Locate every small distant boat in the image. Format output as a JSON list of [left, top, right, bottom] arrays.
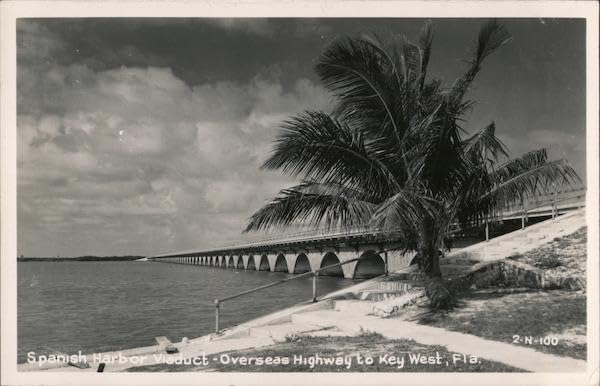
[[135, 257, 150, 262]]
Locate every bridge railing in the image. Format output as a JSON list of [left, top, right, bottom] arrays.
[[448, 187, 586, 239], [212, 255, 382, 334], [152, 187, 585, 258], [494, 187, 585, 216], [213, 188, 586, 251]]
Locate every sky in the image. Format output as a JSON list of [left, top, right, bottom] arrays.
[[16, 18, 586, 257]]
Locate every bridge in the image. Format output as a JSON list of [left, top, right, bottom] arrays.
[[150, 188, 585, 279]]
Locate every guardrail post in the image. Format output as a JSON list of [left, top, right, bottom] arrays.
[[553, 187, 558, 219], [312, 272, 318, 302], [214, 299, 220, 334], [520, 194, 525, 229], [485, 220, 489, 242], [384, 250, 389, 276]]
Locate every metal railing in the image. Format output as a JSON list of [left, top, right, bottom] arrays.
[[212, 253, 389, 334], [448, 188, 586, 240], [490, 188, 585, 229], [153, 187, 585, 259]]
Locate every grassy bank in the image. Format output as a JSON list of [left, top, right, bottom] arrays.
[[127, 333, 524, 372], [508, 226, 586, 284], [409, 227, 587, 360], [413, 290, 586, 360]]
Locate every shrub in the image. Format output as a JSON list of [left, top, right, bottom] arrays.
[[426, 277, 455, 309], [284, 333, 301, 343]]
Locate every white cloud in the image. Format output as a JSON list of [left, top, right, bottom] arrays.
[[18, 61, 332, 256]]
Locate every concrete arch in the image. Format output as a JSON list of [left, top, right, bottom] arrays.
[[220, 257, 226, 268], [319, 252, 344, 277], [247, 255, 256, 270], [293, 253, 311, 274], [274, 254, 289, 272], [227, 256, 234, 268], [236, 256, 244, 270], [258, 254, 270, 271], [354, 250, 385, 279]]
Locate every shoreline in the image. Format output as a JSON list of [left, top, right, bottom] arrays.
[[17, 256, 144, 262]]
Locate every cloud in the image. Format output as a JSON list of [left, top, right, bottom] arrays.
[[18, 55, 332, 256]]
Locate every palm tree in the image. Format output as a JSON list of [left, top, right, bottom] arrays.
[[245, 20, 580, 304]]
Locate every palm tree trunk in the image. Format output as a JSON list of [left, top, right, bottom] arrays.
[[419, 217, 442, 278], [419, 216, 454, 309]]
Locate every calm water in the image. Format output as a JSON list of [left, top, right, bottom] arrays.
[[17, 261, 356, 363]]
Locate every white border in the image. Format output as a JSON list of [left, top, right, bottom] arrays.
[[1, 1, 598, 385]]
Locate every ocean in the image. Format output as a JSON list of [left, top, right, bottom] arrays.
[[17, 261, 356, 363]]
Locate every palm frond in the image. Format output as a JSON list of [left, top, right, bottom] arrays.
[[360, 32, 404, 89], [453, 163, 496, 225], [407, 99, 469, 193], [491, 148, 549, 182], [483, 151, 581, 204], [371, 187, 439, 231], [417, 20, 433, 91], [451, 19, 511, 103], [244, 181, 376, 232], [262, 111, 400, 198], [463, 122, 508, 162], [316, 37, 403, 145]]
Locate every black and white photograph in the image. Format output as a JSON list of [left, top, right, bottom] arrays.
[[1, 1, 598, 385]]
